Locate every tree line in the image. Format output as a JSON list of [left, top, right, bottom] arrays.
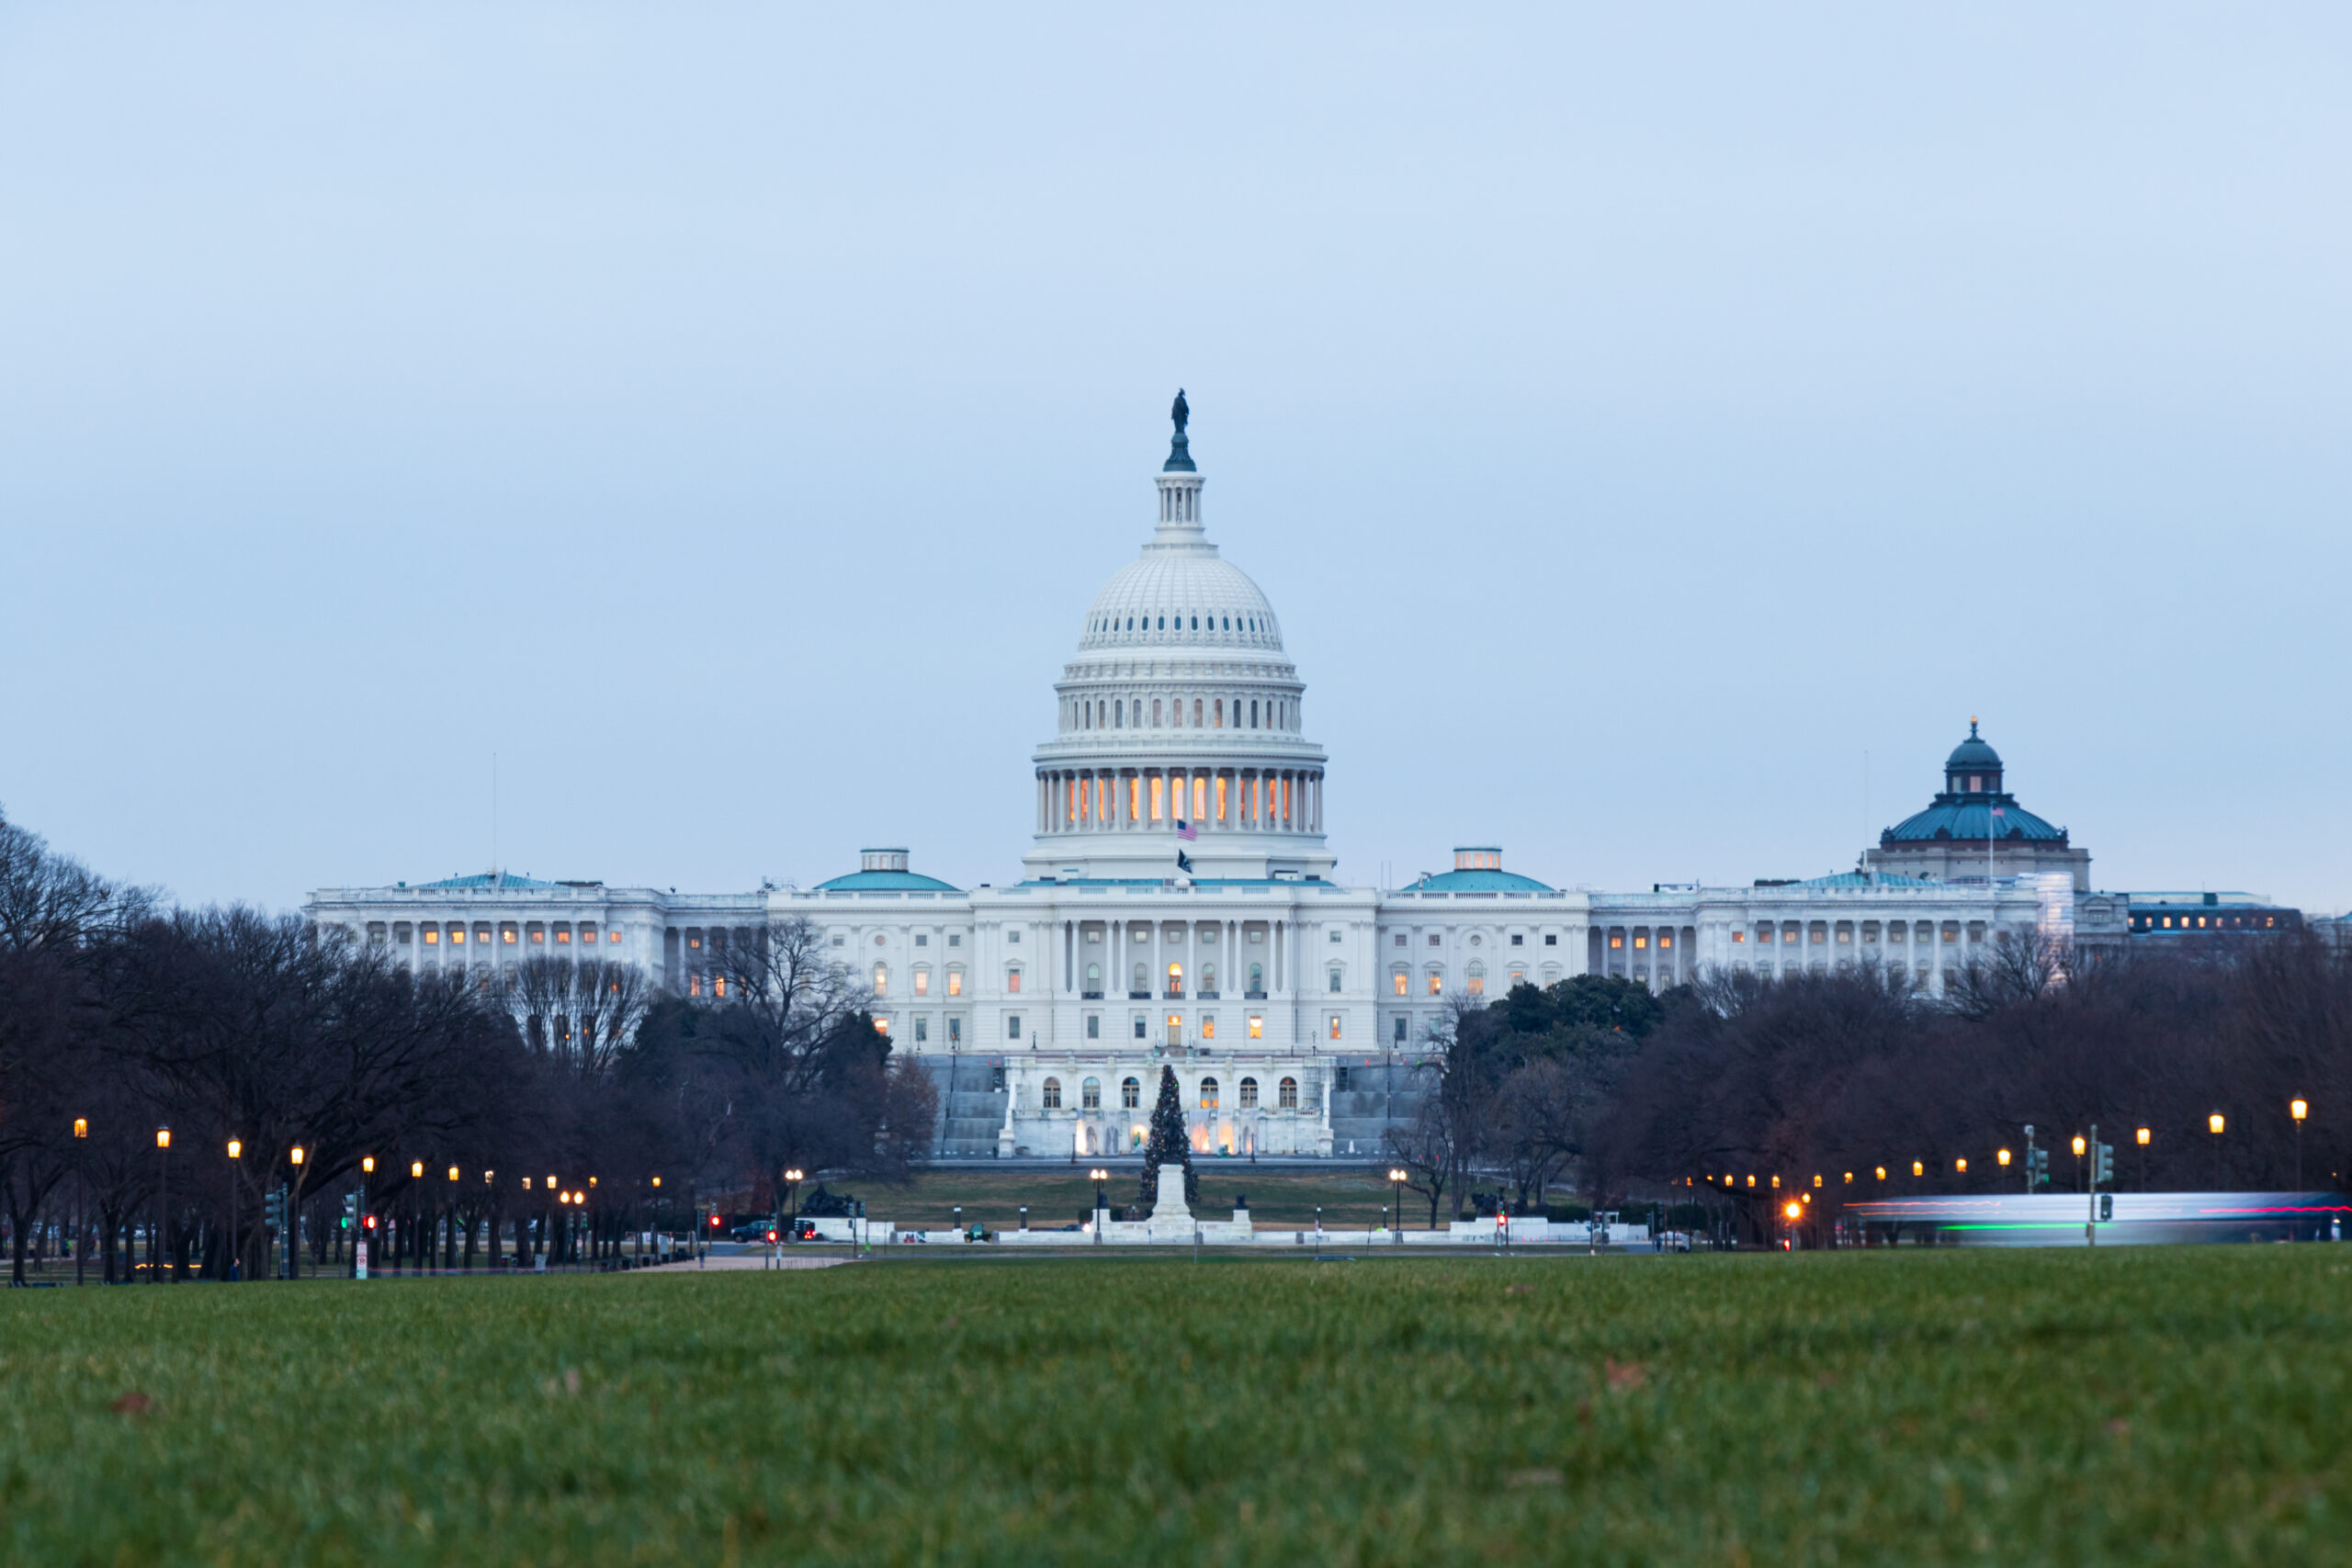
[[0, 811, 934, 1283], [1394, 933, 2352, 1239]]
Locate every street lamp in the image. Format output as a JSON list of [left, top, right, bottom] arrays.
[[783, 1168, 804, 1238], [2292, 1099, 2309, 1190], [2071, 1134, 2086, 1192], [226, 1140, 243, 1281], [73, 1117, 87, 1287], [1088, 1167, 1108, 1244], [1388, 1168, 1408, 1236], [154, 1127, 171, 1284], [2210, 1112, 2225, 1190]]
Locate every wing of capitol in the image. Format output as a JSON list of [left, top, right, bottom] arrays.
[[313, 393, 2271, 1163]]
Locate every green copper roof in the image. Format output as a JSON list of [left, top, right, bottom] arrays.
[[813, 869, 961, 893], [416, 872, 559, 889], [1409, 868, 1555, 894]]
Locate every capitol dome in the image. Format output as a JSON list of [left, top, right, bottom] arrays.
[[1023, 393, 1332, 886]]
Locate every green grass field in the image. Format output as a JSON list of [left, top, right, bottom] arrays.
[[4, 1247, 2349, 1565]]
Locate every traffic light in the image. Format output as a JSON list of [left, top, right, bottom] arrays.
[[263, 1188, 286, 1230], [2092, 1141, 2116, 1189], [709, 1213, 721, 1230], [363, 1214, 378, 1232], [341, 1191, 358, 1230], [2028, 1148, 2051, 1190], [765, 1229, 778, 1245]]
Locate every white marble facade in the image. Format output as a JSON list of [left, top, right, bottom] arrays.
[[306, 406, 2129, 1159]]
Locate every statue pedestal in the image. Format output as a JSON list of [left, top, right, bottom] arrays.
[[1144, 1164, 1195, 1239]]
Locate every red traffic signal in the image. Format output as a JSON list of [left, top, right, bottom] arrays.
[[363, 1215, 378, 1230], [709, 1213, 721, 1228], [765, 1230, 778, 1243]]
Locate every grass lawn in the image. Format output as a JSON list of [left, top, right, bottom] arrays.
[[838, 1167, 1407, 1230], [4, 1247, 2349, 1564]]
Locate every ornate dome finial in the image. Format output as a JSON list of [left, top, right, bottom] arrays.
[[1163, 388, 1195, 472]]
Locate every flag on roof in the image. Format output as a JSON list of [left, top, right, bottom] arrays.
[[1177, 849, 1193, 874], [1175, 819, 1198, 841]]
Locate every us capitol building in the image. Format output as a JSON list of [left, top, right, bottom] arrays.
[[308, 397, 2128, 1160]]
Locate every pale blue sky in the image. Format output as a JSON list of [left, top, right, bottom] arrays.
[[2, 6, 2346, 912]]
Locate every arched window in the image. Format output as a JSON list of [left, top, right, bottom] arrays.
[[1278, 1076, 1299, 1110], [1249, 962, 1263, 993], [1152, 699, 1162, 726], [1199, 1077, 1219, 1110], [1157, 615, 1165, 630], [1191, 615, 1198, 630], [1114, 699, 1124, 728], [1466, 961, 1486, 998], [1132, 962, 1148, 993], [1201, 963, 1216, 993], [1238, 1077, 1260, 1110], [1215, 698, 1224, 728], [1081, 1077, 1102, 1111], [1427, 969, 1442, 996], [873, 964, 888, 996], [914, 966, 930, 996], [1085, 961, 1101, 993], [1392, 968, 1408, 996], [1122, 1077, 1141, 1110], [946, 965, 964, 997], [1042, 1077, 1062, 1110], [1250, 699, 1259, 728], [1193, 698, 1203, 726]]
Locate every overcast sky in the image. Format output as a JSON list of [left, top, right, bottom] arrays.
[[3, 6, 2346, 914]]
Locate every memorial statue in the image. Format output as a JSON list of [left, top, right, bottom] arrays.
[[1162, 388, 1196, 473]]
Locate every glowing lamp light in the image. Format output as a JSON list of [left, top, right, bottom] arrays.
[[523, 1177, 533, 1190], [484, 1169, 495, 1185], [227, 1140, 242, 1160], [1746, 1175, 1756, 1188], [1911, 1161, 1924, 1177], [1875, 1167, 1886, 1181], [1955, 1158, 1967, 1174], [547, 1175, 558, 1189], [2071, 1135, 2086, 1157], [447, 1166, 459, 1182], [1801, 1191, 1812, 1204], [73, 1118, 87, 1140], [2292, 1099, 2309, 1123], [411, 1161, 424, 1179], [2136, 1127, 2151, 1146], [651, 1177, 662, 1188], [1770, 1175, 1781, 1189], [2210, 1113, 2226, 1137], [1843, 1172, 1853, 1184], [362, 1156, 375, 1174], [1782, 1201, 1802, 1221], [291, 1145, 304, 1167], [1997, 1148, 2011, 1167], [1812, 1175, 1822, 1189], [156, 1127, 171, 1150]]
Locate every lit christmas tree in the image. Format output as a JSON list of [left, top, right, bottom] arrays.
[[1137, 1064, 1198, 1212]]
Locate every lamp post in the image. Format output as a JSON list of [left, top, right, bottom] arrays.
[[783, 1168, 804, 1241], [2210, 1112, 2226, 1190], [359, 1156, 374, 1280], [1089, 1167, 1108, 1244], [2291, 1100, 2309, 1191], [154, 1127, 171, 1283], [1387, 1168, 1408, 1241], [73, 1117, 87, 1287], [2071, 1134, 2086, 1193], [2135, 1126, 2150, 1192], [226, 1140, 243, 1281]]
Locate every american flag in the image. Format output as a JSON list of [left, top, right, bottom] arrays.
[[1175, 819, 1198, 841]]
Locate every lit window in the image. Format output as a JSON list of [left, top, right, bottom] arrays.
[[1466, 962, 1485, 998], [1732, 931, 1746, 943], [948, 969, 964, 997], [1216, 774, 1227, 820], [873, 964, 888, 995], [1201, 1016, 1216, 1039], [503, 929, 516, 944], [608, 930, 620, 943], [1659, 934, 1672, 950], [1214, 698, 1224, 728], [714, 976, 727, 998], [423, 929, 439, 945], [1427, 971, 1442, 996], [1329, 1014, 1342, 1040], [1200, 1077, 1219, 1110], [871, 1016, 885, 1035], [1151, 775, 1164, 821], [1610, 935, 1623, 949], [1249, 1015, 1263, 1040], [1129, 777, 1141, 822], [1393, 971, 1408, 996], [915, 969, 930, 997], [1634, 935, 1646, 950], [450, 928, 466, 944], [531, 928, 546, 943], [1278, 1076, 1299, 1110], [1007, 968, 1022, 994], [557, 930, 571, 944], [1043, 1077, 1062, 1110], [1238, 1077, 1258, 1110]]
